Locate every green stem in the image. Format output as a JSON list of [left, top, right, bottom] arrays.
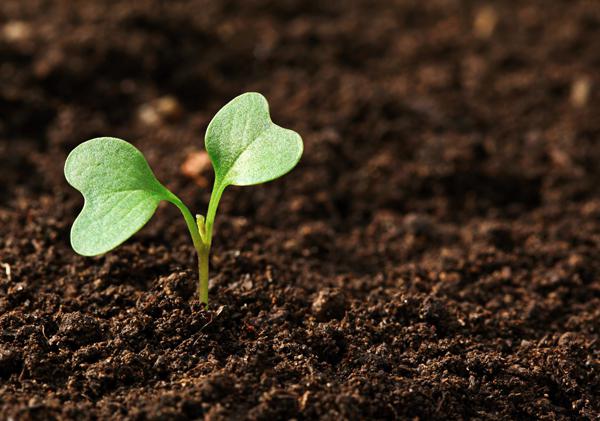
[[168, 194, 202, 253], [198, 243, 209, 304], [196, 182, 225, 305], [204, 181, 225, 245], [167, 193, 207, 304], [166, 182, 226, 306]]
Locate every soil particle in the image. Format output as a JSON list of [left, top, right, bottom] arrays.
[[138, 96, 184, 126], [312, 288, 347, 322], [0, 345, 21, 378], [181, 150, 212, 188], [248, 388, 300, 420], [50, 312, 105, 348]]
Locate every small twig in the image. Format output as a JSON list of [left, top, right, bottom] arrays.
[[1, 262, 11, 281]]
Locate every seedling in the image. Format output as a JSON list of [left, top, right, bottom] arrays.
[[65, 92, 303, 304]]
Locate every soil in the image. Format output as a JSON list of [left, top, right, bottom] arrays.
[[1, 0, 599, 419]]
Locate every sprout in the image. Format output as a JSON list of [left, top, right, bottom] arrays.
[[65, 92, 303, 304]]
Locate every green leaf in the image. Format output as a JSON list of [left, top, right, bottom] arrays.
[[64, 137, 172, 256], [205, 92, 303, 188]]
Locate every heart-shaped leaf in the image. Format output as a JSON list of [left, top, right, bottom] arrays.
[[64, 137, 173, 256], [205, 92, 303, 188]]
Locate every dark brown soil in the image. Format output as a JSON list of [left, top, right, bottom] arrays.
[[1, 0, 599, 419]]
